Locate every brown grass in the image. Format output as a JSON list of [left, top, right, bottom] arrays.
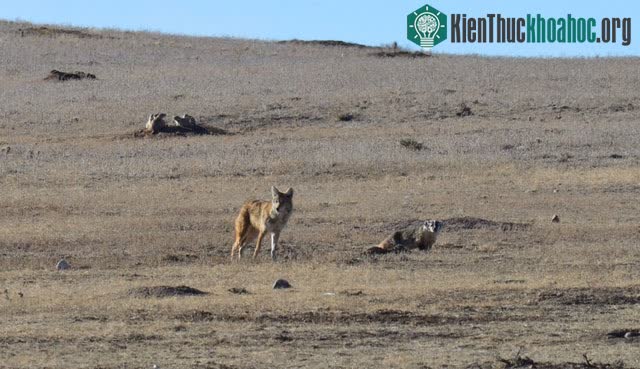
[[1, 20, 640, 368]]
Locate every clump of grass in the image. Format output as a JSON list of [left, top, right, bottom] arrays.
[[399, 139, 424, 151], [456, 103, 473, 117], [558, 153, 574, 162]]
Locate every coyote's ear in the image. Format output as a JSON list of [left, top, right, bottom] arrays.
[[284, 188, 293, 197], [271, 186, 280, 198]]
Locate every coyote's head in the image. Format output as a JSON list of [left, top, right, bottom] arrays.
[[423, 220, 443, 234], [271, 186, 294, 216]]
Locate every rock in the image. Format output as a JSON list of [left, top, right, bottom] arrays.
[[551, 215, 560, 223], [624, 331, 638, 339], [273, 279, 291, 289], [56, 259, 70, 271]]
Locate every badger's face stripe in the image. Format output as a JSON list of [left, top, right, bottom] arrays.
[[424, 220, 443, 233]]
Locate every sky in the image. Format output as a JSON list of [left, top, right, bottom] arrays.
[[1, 0, 638, 57]]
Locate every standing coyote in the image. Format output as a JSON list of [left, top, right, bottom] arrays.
[[367, 220, 443, 254], [230, 186, 294, 260]]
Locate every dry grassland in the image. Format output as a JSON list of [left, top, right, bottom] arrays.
[[0, 20, 639, 368]]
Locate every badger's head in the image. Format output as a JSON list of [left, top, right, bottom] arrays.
[[423, 220, 443, 234]]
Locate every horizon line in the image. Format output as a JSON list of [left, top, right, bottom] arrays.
[[3, 18, 638, 60]]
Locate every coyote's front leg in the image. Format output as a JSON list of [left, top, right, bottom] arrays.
[[270, 232, 280, 261]]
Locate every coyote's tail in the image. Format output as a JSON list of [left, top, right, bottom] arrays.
[[235, 204, 252, 238], [231, 204, 253, 258]]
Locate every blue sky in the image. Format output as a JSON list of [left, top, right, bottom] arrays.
[[2, 0, 638, 57]]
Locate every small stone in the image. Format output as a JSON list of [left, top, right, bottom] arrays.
[[56, 259, 70, 271], [624, 331, 635, 339], [273, 279, 291, 289], [551, 215, 560, 223]]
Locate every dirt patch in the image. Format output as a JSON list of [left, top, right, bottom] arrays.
[[537, 287, 640, 305], [444, 217, 530, 231], [606, 103, 635, 113], [18, 26, 104, 39], [161, 254, 199, 263], [44, 70, 96, 81], [176, 308, 527, 326], [381, 218, 530, 234], [107, 333, 162, 345], [128, 285, 208, 298], [492, 353, 626, 369], [277, 39, 370, 48], [370, 51, 430, 58], [133, 125, 228, 137], [177, 309, 427, 324], [339, 290, 364, 296]]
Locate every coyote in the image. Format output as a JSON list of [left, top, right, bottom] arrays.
[[230, 186, 294, 260], [367, 220, 443, 255]]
